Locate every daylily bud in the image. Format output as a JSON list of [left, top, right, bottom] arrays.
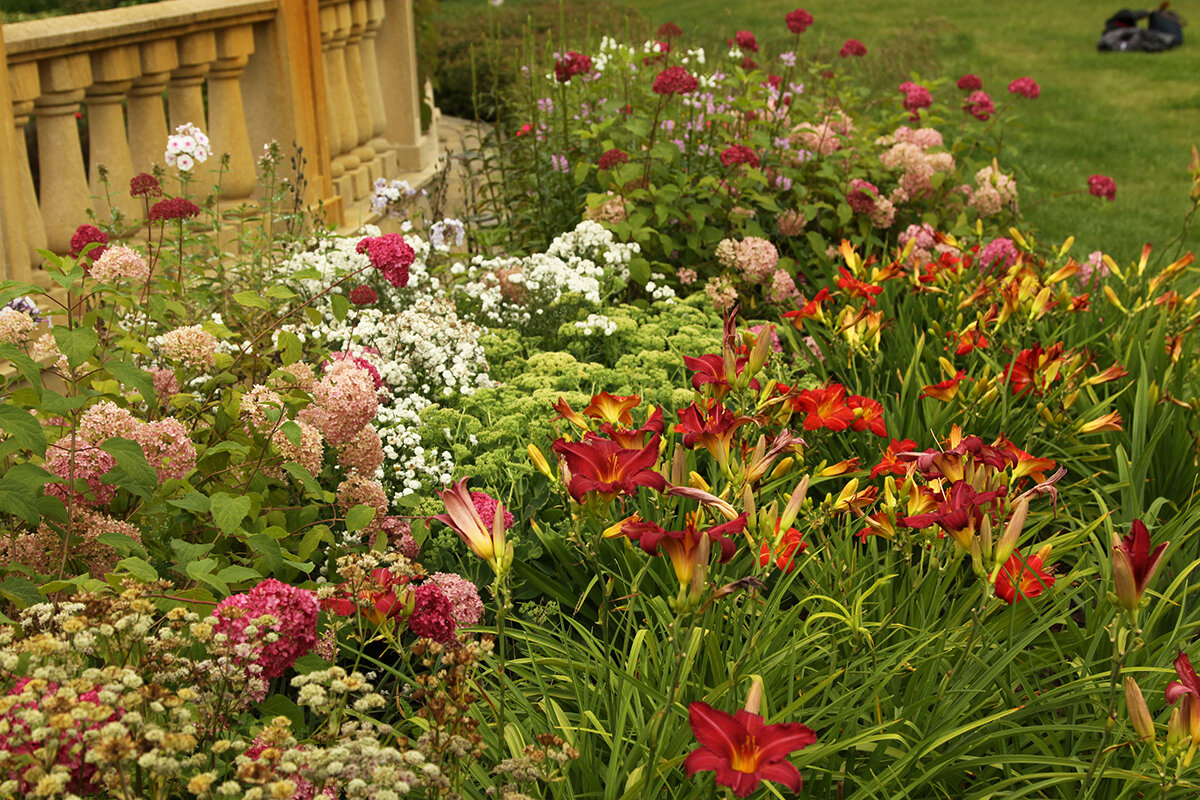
[[770, 457, 795, 480], [979, 513, 994, 567], [527, 444, 554, 478], [1125, 677, 1155, 740], [689, 471, 711, 491], [993, 497, 1028, 571], [743, 675, 764, 716], [1167, 706, 1186, 750], [777, 475, 810, 533], [747, 326, 773, 377], [492, 501, 511, 576], [671, 444, 687, 486], [688, 533, 710, 606], [743, 484, 756, 531]]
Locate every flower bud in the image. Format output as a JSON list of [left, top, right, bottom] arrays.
[[993, 497, 1028, 571], [777, 475, 810, 533], [1125, 677, 1155, 741], [527, 444, 553, 478], [743, 675, 764, 716]]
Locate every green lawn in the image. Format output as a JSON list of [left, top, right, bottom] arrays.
[[440, 0, 1200, 263]]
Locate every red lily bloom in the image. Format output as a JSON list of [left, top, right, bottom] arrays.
[[992, 435, 1057, 483], [583, 391, 640, 426], [947, 328, 989, 356], [684, 701, 817, 797], [551, 396, 589, 431], [1166, 652, 1200, 742], [552, 433, 665, 503], [601, 406, 665, 449], [993, 548, 1055, 604], [1112, 519, 1168, 612], [870, 438, 918, 479], [622, 513, 746, 587], [847, 394, 888, 437], [683, 353, 756, 399], [920, 370, 969, 402], [782, 288, 831, 327], [760, 523, 808, 573], [836, 267, 884, 305], [793, 384, 855, 432], [901, 479, 1007, 549], [321, 568, 407, 626], [676, 401, 752, 464]]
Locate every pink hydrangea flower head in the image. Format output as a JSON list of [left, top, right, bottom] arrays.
[[241, 384, 285, 432], [963, 90, 995, 121], [430, 572, 484, 626], [44, 438, 118, 508], [652, 66, 699, 95], [150, 366, 179, 402], [737, 237, 780, 283], [0, 308, 36, 346], [409, 582, 457, 643], [786, 8, 814, 34], [211, 578, 319, 679], [337, 473, 389, 536], [839, 38, 867, 57], [135, 417, 196, 481], [470, 490, 514, 532], [977, 236, 1019, 275], [720, 144, 760, 168], [90, 244, 149, 284], [78, 400, 140, 443], [1088, 174, 1117, 201], [338, 424, 384, 475], [776, 210, 807, 236], [160, 324, 217, 368], [69, 224, 108, 261], [957, 73, 983, 91], [869, 196, 896, 228], [1008, 76, 1040, 98], [303, 360, 379, 445], [356, 233, 414, 288], [328, 351, 385, 391], [273, 418, 324, 476]]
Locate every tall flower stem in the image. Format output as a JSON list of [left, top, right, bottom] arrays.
[[1079, 615, 1136, 797], [492, 570, 512, 749]]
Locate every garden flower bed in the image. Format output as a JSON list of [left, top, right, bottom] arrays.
[[2, 7, 1200, 799]]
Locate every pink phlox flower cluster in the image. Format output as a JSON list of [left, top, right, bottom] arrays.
[[430, 572, 485, 626], [1008, 76, 1040, 99], [408, 582, 457, 644], [160, 324, 217, 368], [242, 384, 285, 432], [964, 90, 995, 121], [164, 122, 211, 172], [0, 307, 36, 345], [301, 360, 379, 445], [899, 81, 933, 115], [337, 472, 390, 536], [338, 424, 384, 476], [1077, 250, 1111, 286], [273, 418, 325, 477], [356, 233, 414, 288], [471, 490, 514, 532], [977, 237, 1019, 274], [968, 164, 1019, 217], [211, 578, 319, 679], [45, 437, 118, 508], [90, 244, 149, 284]]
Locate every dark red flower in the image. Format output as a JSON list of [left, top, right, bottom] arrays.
[[409, 582, 456, 643], [601, 406, 665, 449], [598, 148, 630, 170], [657, 22, 683, 39], [675, 401, 752, 464], [899, 81, 933, 113], [349, 285, 378, 306], [792, 384, 855, 432], [554, 51, 592, 83], [69, 224, 108, 260], [963, 90, 995, 121], [733, 30, 759, 53], [551, 434, 665, 503], [129, 172, 162, 198], [1112, 519, 1168, 611], [148, 197, 201, 221], [357, 233, 414, 288], [720, 145, 759, 168], [621, 513, 746, 587], [684, 700, 817, 797], [653, 66, 699, 95], [785, 8, 814, 34], [994, 548, 1055, 604], [956, 73, 983, 91], [839, 38, 867, 57], [1008, 76, 1040, 98], [1088, 174, 1117, 202], [1165, 652, 1200, 741], [740, 56, 759, 70]]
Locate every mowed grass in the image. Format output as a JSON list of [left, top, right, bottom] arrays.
[[441, 0, 1200, 263]]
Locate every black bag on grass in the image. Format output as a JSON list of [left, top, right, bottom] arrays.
[[1099, 3, 1186, 50]]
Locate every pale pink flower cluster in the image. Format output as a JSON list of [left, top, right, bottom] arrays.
[[705, 275, 738, 312], [150, 366, 179, 402], [677, 268, 698, 285], [1077, 250, 1110, 286], [242, 384, 285, 432], [870, 197, 896, 229], [32, 332, 68, 374], [899, 222, 938, 264], [90, 244, 149, 284], [338, 424, 384, 475], [790, 112, 854, 156], [878, 127, 955, 203], [776, 209, 808, 236], [299, 360, 379, 445], [337, 473, 388, 536], [210, 578, 319, 679], [160, 324, 217, 368], [0, 307, 35, 345], [0, 511, 141, 576], [769, 269, 800, 303], [977, 237, 1019, 274], [273, 419, 324, 476], [584, 193, 629, 225], [274, 362, 317, 392], [44, 438, 118, 508], [967, 164, 1019, 217], [164, 122, 211, 172], [430, 572, 484, 626], [77, 401, 196, 482], [715, 237, 779, 284]]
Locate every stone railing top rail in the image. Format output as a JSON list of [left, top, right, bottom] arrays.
[[4, 0, 278, 62]]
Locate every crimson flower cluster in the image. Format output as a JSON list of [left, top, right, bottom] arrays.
[[657, 22, 683, 39], [1008, 76, 1041, 98], [899, 80, 933, 114], [129, 172, 163, 198], [554, 51, 592, 83], [349, 284, 378, 306], [357, 233, 414, 288], [956, 73, 983, 91], [964, 90, 995, 121], [1088, 174, 1117, 201], [785, 8, 814, 34], [148, 197, 201, 221], [598, 148, 630, 170], [653, 66, 699, 95], [839, 38, 867, 57], [731, 30, 759, 52], [69, 224, 108, 260], [720, 145, 760, 168]]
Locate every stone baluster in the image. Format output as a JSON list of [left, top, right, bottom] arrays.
[[319, 1, 347, 191], [361, 0, 395, 176], [322, 1, 368, 202], [345, 0, 379, 180], [168, 32, 216, 133], [7, 62, 47, 270], [35, 54, 93, 255], [208, 24, 258, 202], [127, 41, 178, 176], [375, 0, 426, 171], [85, 45, 140, 224]]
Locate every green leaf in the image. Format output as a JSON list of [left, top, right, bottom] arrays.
[[345, 504, 376, 533], [210, 493, 252, 536], [258, 694, 308, 736], [169, 492, 211, 514], [217, 565, 262, 585], [52, 325, 98, 370], [282, 462, 320, 495], [0, 343, 43, 395], [806, 230, 828, 257], [99, 437, 157, 498], [330, 292, 350, 323], [276, 331, 303, 366], [0, 405, 45, 457], [232, 290, 271, 310], [297, 526, 332, 560], [248, 534, 284, 574], [628, 257, 650, 286], [186, 558, 228, 594], [292, 654, 331, 675], [836, 202, 853, 226], [96, 532, 148, 559], [0, 464, 51, 523], [106, 360, 158, 406], [0, 576, 43, 608], [265, 285, 295, 300], [281, 420, 302, 448], [115, 557, 159, 582]]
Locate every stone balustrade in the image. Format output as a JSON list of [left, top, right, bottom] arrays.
[[0, 0, 440, 283]]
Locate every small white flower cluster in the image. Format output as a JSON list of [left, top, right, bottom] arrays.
[[644, 272, 678, 302], [375, 397, 456, 497], [429, 217, 465, 251], [371, 177, 419, 217], [279, 233, 371, 299], [678, 47, 707, 66], [574, 313, 617, 337], [164, 122, 211, 172]]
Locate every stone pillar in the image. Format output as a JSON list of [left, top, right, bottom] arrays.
[[323, 1, 368, 201], [128, 40, 178, 175], [168, 31, 216, 133], [209, 24, 258, 202], [6, 61, 45, 274], [319, 1, 346, 188], [361, 0, 394, 177], [0, 24, 32, 281], [35, 54, 92, 254], [375, 0, 425, 171], [345, 0, 378, 178], [85, 45, 140, 223]]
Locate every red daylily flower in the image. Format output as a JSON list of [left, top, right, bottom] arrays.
[[870, 438, 918, 479], [947, 328, 989, 356], [684, 701, 817, 798], [683, 353, 757, 399], [676, 401, 752, 464], [621, 513, 746, 587], [836, 267, 884, 305], [551, 396, 589, 431], [1112, 519, 1168, 612], [321, 568, 408, 626], [847, 395, 887, 437], [1166, 652, 1200, 741], [759, 522, 808, 573], [552, 433, 665, 503], [782, 288, 830, 327], [920, 370, 969, 402], [583, 391, 640, 426], [992, 435, 1057, 483], [994, 548, 1055, 604], [901, 479, 1007, 548], [793, 384, 855, 432], [433, 479, 507, 571], [601, 406, 665, 449]]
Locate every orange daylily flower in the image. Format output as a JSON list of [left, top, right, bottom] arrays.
[[582, 391, 641, 426]]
